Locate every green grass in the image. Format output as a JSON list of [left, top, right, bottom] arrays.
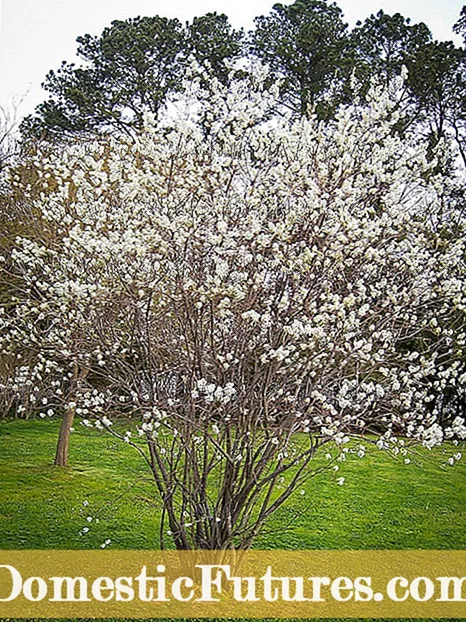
[[0, 419, 465, 622], [0, 418, 465, 551]]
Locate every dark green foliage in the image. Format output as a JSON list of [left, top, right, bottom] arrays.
[[23, 16, 186, 137], [21, 14, 243, 138], [351, 10, 432, 87], [250, 0, 352, 118], [454, 5, 466, 44], [187, 13, 244, 85], [351, 9, 466, 164], [408, 40, 466, 164], [18, 2, 466, 166]]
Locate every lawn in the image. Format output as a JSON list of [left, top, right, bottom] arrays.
[[0, 418, 465, 622], [1, 418, 465, 551]]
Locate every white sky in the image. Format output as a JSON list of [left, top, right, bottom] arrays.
[[0, 0, 463, 121]]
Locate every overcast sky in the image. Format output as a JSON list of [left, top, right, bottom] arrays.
[[0, 0, 463, 121]]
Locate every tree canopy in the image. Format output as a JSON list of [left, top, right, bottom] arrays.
[[250, 0, 352, 118], [21, 13, 243, 138], [20, 1, 466, 167], [3, 72, 466, 547]]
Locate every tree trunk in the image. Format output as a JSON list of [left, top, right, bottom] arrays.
[[53, 361, 87, 467], [54, 404, 75, 467]]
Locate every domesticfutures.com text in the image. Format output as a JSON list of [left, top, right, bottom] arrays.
[[1, 563, 465, 604]]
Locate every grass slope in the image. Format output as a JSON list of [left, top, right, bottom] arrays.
[[0, 419, 465, 550], [0, 419, 465, 622]]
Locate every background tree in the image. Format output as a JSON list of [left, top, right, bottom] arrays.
[[0, 131, 141, 462], [3, 73, 466, 547], [21, 14, 243, 139], [407, 41, 466, 165], [250, 0, 352, 118], [351, 11, 432, 87], [20, 2, 466, 146], [351, 11, 466, 166], [454, 6, 466, 45], [187, 13, 244, 85], [22, 16, 186, 137]]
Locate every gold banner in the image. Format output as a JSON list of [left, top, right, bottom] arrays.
[[0, 550, 465, 618]]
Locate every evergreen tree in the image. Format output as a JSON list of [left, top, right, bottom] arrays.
[[250, 0, 352, 118]]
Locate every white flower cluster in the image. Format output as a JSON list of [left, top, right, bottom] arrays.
[[1, 68, 465, 461], [192, 379, 237, 405]]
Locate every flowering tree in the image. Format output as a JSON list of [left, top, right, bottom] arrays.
[[1, 73, 466, 548]]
